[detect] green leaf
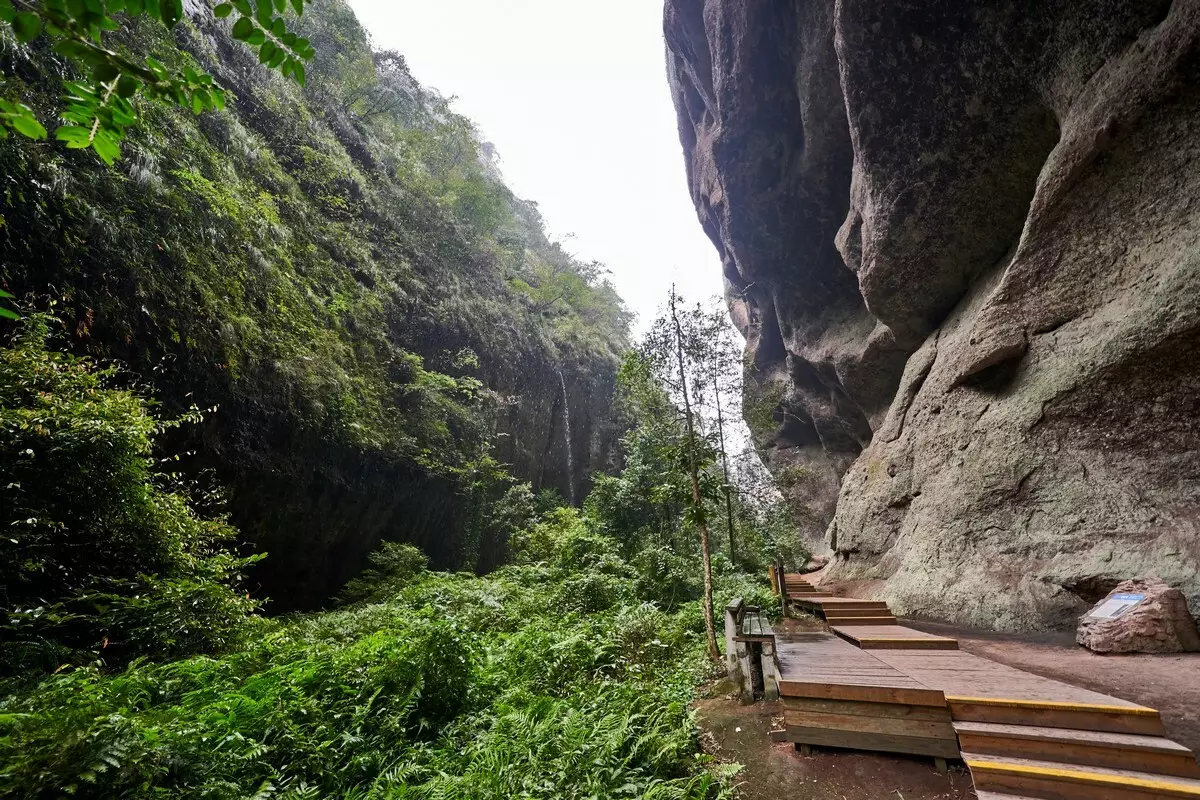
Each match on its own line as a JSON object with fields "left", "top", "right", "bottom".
{"left": 269, "top": 16, "right": 283, "bottom": 37}
{"left": 9, "top": 111, "right": 47, "bottom": 139}
{"left": 0, "top": 289, "right": 13, "bottom": 298}
{"left": 94, "top": 63, "right": 120, "bottom": 83}
{"left": 0, "top": 306, "right": 18, "bottom": 320}
{"left": 126, "top": 0, "right": 145, "bottom": 13}
{"left": 191, "top": 91, "right": 204, "bottom": 114}
{"left": 213, "top": 3, "right": 233, "bottom": 17}
{"left": 245, "top": 27, "right": 264, "bottom": 46}
{"left": 116, "top": 75, "right": 139, "bottom": 98}
{"left": 258, "top": 40, "right": 276, "bottom": 64}
{"left": 233, "top": 0, "right": 251, "bottom": 15}
{"left": 55, "top": 125, "right": 93, "bottom": 146}
{"left": 162, "top": 0, "right": 182, "bottom": 27}
{"left": 91, "top": 130, "right": 121, "bottom": 164}
{"left": 12, "top": 12, "right": 43, "bottom": 43}
{"left": 211, "top": 87, "right": 226, "bottom": 110}
{"left": 230, "top": 16, "right": 252, "bottom": 39}
{"left": 289, "top": 0, "right": 301, "bottom": 15}
{"left": 292, "top": 60, "right": 304, "bottom": 87}
{"left": 271, "top": 0, "right": 283, "bottom": 11}
{"left": 0, "top": 0, "right": 15, "bottom": 23}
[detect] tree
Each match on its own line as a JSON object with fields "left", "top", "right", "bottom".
{"left": 0, "top": 0, "right": 315, "bottom": 164}
{"left": 641, "top": 286, "right": 724, "bottom": 662}
{"left": 695, "top": 299, "right": 743, "bottom": 564}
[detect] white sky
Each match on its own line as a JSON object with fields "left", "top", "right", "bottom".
{"left": 346, "top": 0, "right": 725, "bottom": 334}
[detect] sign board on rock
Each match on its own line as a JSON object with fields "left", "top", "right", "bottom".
{"left": 1087, "top": 593, "right": 1146, "bottom": 620}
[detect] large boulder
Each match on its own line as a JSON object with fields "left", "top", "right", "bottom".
{"left": 1077, "top": 579, "right": 1200, "bottom": 654}
{"left": 665, "top": 0, "right": 1200, "bottom": 629}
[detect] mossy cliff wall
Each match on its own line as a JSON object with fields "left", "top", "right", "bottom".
{"left": 0, "top": 1, "right": 628, "bottom": 607}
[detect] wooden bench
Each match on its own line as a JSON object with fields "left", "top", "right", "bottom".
{"left": 724, "top": 597, "right": 781, "bottom": 704}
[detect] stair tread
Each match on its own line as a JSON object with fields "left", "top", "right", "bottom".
{"left": 955, "top": 721, "right": 1194, "bottom": 754}
{"left": 962, "top": 753, "right": 1200, "bottom": 791}
{"left": 973, "top": 793, "right": 1036, "bottom": 800}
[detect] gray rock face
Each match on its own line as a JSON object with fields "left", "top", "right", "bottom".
{"left": 1077, "top": 578, "right": 1200, "bottom": 653}
{"left": 665, "top": 0, "right": 1200, "bottom": 629}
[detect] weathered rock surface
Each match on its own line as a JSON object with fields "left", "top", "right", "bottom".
{"left": 1077, "top": 578, "right": 1200, "bottom": 653}
{"left": 666, "top": 0, "right": 1200, "bottom": 629}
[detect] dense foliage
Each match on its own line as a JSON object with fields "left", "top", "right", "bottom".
{"left": 0, "top": 303, "right": 794, "bottom": 798}
{"left": 0, "top": 3, "right": 811, "bottom": 796}
{"left": 0, "top": 0, "right": 630, "bottom": 604}
{"left": 0, "top": 0, "right": 313, "bottom": 163}
{"left": 0, "top": 511, "right": 767, "bottom": 799}
{"left": 0, "top": 313, "right": 258, "bottom": 677}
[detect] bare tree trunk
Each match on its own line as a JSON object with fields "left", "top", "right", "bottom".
{"left": 714, "top": 384, "right": 737, "bottom": 565}
{"left": 671, "top": 288, "right": 720, "bottom": 662}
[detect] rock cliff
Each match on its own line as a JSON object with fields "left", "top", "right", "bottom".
{"left": 666, "top": 0, "right": 1200, "bottom": 629}
{"left": 1, "top": 1, "right": 626, "bottom": 608}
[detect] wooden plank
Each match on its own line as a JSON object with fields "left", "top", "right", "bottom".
{"left": 955, "top": 726, "right": 1200, "bottom": 779}
{"left": 949, "top": 700, "right": 1165, "bottom": 736}
{"left": 787, "top": 725, "right": 960, "bottom": 759}
{"left": 783, "top": 696, "right": 953, "bottom": 721}
{"left": 784, "top": 709, "right": 957, "bottom": 740}
{"left": 779, "top": 680, "right": 947, "bottom": 707}
{"left": 832, "top": 625, "right": 959, "bottom": 650}
{"left": 963, "top": 755, "right": 1200, "bottom": 798}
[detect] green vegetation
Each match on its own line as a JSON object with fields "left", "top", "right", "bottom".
{"left": 0, "top": 2, "right": 811, "bottom": 796}
{"left": 1, "top": 313, "right": 259, "bottom": 677}
{"left": 0, "top": 526, "right": 747, "bottom": 799}
{"left": 0, "top": 299, "right": 797, "bottom": 797}
{"left": 0, "top": 0, "right": 631, "bottom": 603}
{"left": 0, "top": 0, "right": 313, "bottom": 163}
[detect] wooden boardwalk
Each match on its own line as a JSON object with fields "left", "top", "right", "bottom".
{"left": 771, "top": 572, "right": 1200, "bottom": 798}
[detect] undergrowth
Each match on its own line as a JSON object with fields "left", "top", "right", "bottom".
{"left": 0, "top": 522, "right": 760, "bottom": 799}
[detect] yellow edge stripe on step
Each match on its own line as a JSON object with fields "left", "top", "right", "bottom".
{"left": 964, "top": 758, "right": 1200, "bottom": 795}
{"left": 947, "top": 695, "right": 1159, "bottom": 715}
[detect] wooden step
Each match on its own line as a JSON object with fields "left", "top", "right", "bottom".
{"left": 974, "top": 793, "right": 1037, "bottom": 800}
{"left": 824, "top": 606, "right": 899, "bottom": 617}
{"left": 963, "top": 753, "right": 1200, "bottom": 799}
{"left": 824, "top": 615, "right": 899, "bottom": 626}
{"left": 833, "top": 625, "right": 959, "bottom": 650}
{"left": 955, "top": 721, "right": 1200, "bottom": 779}
{"left": 799, "top": 600, "right": 891, "bottom": 611}
{"left": 949, "top": 696, "right": 1165, "bottom": 737}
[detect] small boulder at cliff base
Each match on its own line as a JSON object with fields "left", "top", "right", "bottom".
{"left": 798, "top": 555, "right": 830, "bottom": 574}
{"left": 1076, "top": 579, "right": 1200, "bottom": 654}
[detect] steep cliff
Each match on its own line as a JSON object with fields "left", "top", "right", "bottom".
{"left": 0, "top": 0, "right": 628, "bottom": 608}
{"left": 666, "top": 0, "right": 1200, "bottom": 629}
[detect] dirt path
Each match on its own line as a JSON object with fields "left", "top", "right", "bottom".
{"left": 695, "top": 684, "right": 973, "bottom": 800}
{"left": 907, "top": 619, "right": 1200, "bottom": 752}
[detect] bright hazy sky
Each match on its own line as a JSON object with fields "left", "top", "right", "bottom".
{"left": 346, "top": 0, "right": 725, "bottom": 334}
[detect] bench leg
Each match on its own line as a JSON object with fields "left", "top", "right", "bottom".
{"left": 736, "top": 642, "right": 754, "bottom": 704}
{"left": 934, "top": 757, "right": 948, "bottom": 775}
{"left": 761, "top": 641, "right": 780, "bottom": 702}
{"left": 796, "top": 743, "right": 813, "bottom": 756}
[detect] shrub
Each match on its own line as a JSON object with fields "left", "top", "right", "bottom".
{"left": 0, "top": 314, "right": 259, "bottom": 676}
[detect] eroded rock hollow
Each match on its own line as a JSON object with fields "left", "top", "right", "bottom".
{"left": 665, "top": 0, "right": 1200, "bottom": 629}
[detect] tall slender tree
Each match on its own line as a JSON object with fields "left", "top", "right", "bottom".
{"left": 642, "top": 287, "right": 722, "bottom": 661}
{"left": 668, "top": 288, "right": 719, "bottom": 662}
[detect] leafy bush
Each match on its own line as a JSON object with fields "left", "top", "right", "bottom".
{"left": 337, "top": 542, "right": 429, "bottom": 605}
{"left": 0, "top": 314, "right": 259, "bottom": 676}
{"left": 0, "top": 519, "right": 733, "bottom": 800}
